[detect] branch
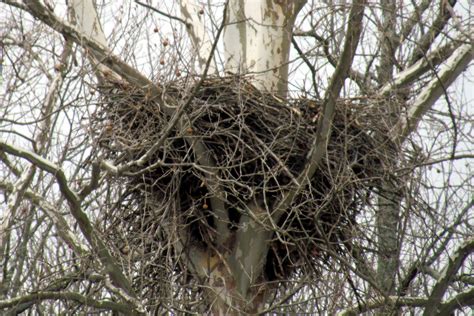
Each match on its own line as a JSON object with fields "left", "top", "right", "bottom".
{"left": 0, "top": 291, "right": 134, "bottom": 314}
{"left": 409, "top": 0, "right": 458, "bottom": 65}
{"left": 179, "top": 0, "right": 217, "bottom": 73}
{"left": 338, "top": 287, "right": 474, "bottom": 316}
{"left": 437, "top": 286, "right": 474, "bottom": 315}
{"left": 0, "top": 180, "right": 89, "bottom": 256}
{"left": 396, "top": 0, "right": 431, "bottom": 52}
{"left": 399, "top": 199, "right": 474, "bottom": 296}
{"left": 276, "top": 0, "right": 367, "bottom": 219}
{"left": 0, "top": 40, "right": 72, "bottom": 292}
{"left": 20, "top": 0, "right": 228, "bottom": 250}
{"left": 303, "top": 0, "right": 366, "bottom": 181}
{"left": 21, "top": 0, "right": 168, "bottom": 110}
{"left": 379, "top": 41, "right": 461, "bottom": 96}
{"left": 423, "top": 237, "right": 474, "bottom": 315}
{"left": 229, "top": 0, "right": 366, "bottom": 299}
{"left": 5, "top": 271, "right": 104, "bottom": 314}
{"left": 0, "top": 141, "right": 139, "bottom": 304}
{"left": 337, "top": 296, "right": 428, "bottom": 315}
{"left": 78, "top": 161, "right": 101, "bottom": 199}
{"left": 389, "top": 42, "right": 473, "bottom": 144}
{"left": 136, "top": 0, "right": 188, "bottom": 26}
{"left": 293, "top": 29, "right": 373, "bottom": 90}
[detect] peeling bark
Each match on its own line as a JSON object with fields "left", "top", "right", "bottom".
{"left": 223, "top": 0, "right": 306, "bottom": 97}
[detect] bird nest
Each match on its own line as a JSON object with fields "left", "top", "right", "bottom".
{"left": 91, "top": 76, "right": 394, "bottom": 301}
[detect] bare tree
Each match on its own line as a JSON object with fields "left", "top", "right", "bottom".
{"left": 0, "top": 0, "right": 473, "bottom": 314}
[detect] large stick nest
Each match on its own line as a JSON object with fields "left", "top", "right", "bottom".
{"left": 91, "top": 76, "right": 394, "bottom": 300}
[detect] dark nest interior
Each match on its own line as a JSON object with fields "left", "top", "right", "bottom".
{"left": 91, "top": 76, "right": 395, "bottom": 301}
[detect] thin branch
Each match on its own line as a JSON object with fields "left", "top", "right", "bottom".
{"left": 0, "top": 291, "right": 135, "bottom": 314}
{"left": 409, "top": 0, "right": 458, "bottom": 65}
{"left": 337, "top": 296, "right": 428, "bottom": 315}
{"left": 136, "top": 0, "right": 189, "bottom": 26}
{"left": 293, "top": 29, "right": 372, "bottom": 90}
{"left": 0, "top": 141, "right": 140, "bottom": 306}
{"left": 78, "top": 161, "right": 101, "bottom": 199}
{"left": 0, "top": 180, "right": 89, "bottom": 256}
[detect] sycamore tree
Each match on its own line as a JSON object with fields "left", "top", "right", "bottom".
{"left": 0, "top": 0, "right": 473, "bottom": 314}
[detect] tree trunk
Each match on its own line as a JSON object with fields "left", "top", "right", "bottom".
{"left": 180, "top": 1, "right": 306, "bottom": 313}
{"left": 375, "top": 0, "right": 403, "bottom": 313}
{"left": 224, "top": 0, "right": 306, "bottom": 97}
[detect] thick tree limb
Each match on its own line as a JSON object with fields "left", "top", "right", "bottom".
{"left": 275, "top": 0, "right": 367, "bottom": 219}
{"left": 179, "top": 0, "right": 217, "bottom": 74}
{"left": 337, "top": 296, "right": 428, "bottom": 315}
{"left": 21, "top": 0, "right": 167, "bottom": 109}
{"left": 0, "top": 291, "right": 135, "bottom": 314}
{"left": 390, "top": 42, "right": 473, "bottom": 144}
{"left": 409, "top": 0, "right": 457, "bottom": 65}
{"left": 437, "top": 286, "right": 474, "bottom": 315}
{"left": 423, "top": 237, "right": 474, "bottom": 315}
{"left": 379, "top": 41, "right": 462, "bottom": 96}
{"left": 338, "top": 286, "right": 474, "bottom": 315}
{"left": 4, "top": 271, "right": 104, "bottom": 314}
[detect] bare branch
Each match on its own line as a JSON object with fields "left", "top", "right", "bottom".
{"left": 0, "top": 141, "right": 139, "bottom": 304}
{"left": 179, "top": 0, "right": 217, "bottom": 73}
{"left": 379, "top": 41, "right": 461, "bottom": 96}
{"left": 0, "top": 291, "right": 135, "bottom": 314}
{"left": 337, "top": 296, "right": 428, "bottom": 315}
{"left": 136, "top": 0, "right": 188, "bottom": 26}
{"left": 409, "top": 0, "right": 458, "bottom": 65}
{"left": 423, "top": 237, "right": 474, "bottom": 315}
{"left": 0, "top": 180, "right": 89, "bottom": 256}
{"left": 390, "top": 42, "right": 473, "bottom": 144}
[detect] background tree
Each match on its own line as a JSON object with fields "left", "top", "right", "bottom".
{"left": 0, "top": 0, "right": 473, "bottom": 314}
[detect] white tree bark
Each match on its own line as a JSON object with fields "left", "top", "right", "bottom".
{"left": 70, "top": 0, "right": 107, "bottom": 47}
{"left": 179, "top": 0, "right": 217, "bottom": 74}
{"left": 390, "top": 42, "right": 473, "bottom": 144}
{"left": 70, "top": 0, "right": 122, "bottom": 81}
{"left": 223, "top": 0, "right": 305, "bottom": 97}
